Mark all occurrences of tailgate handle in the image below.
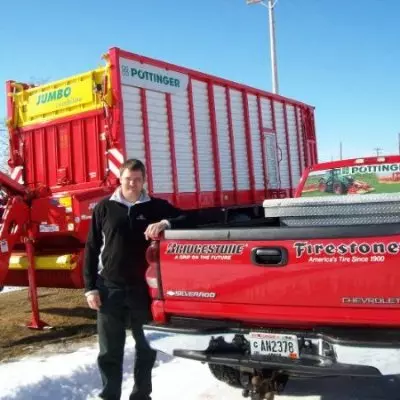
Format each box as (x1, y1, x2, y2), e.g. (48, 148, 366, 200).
(252, 247, 287, 267)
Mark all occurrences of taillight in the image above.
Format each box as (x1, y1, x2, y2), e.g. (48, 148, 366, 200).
(145, 241, 162, 299)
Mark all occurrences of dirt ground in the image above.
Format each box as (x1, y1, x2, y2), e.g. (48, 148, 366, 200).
(0, 288, 98, 362)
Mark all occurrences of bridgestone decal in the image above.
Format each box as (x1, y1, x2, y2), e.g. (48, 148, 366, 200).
(166, 243, 246, 255)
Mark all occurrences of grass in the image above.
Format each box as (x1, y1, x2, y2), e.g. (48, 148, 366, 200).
(0, 288, 97, 361)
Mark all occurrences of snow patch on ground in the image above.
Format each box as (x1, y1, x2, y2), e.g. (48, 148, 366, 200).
(0, 333, 399, 400)
(0, 286, 26, 294)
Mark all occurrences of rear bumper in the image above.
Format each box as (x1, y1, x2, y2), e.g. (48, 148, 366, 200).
(143, 322, 400, 377)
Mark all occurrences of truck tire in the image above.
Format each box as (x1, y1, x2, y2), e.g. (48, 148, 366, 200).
(208, 363, 242, 388)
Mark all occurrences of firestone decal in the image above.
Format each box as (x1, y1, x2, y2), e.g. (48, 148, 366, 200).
(165, 243, 247, 261)
(293, 241, 397, 263)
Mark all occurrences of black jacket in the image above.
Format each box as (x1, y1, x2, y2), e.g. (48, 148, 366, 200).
(83, 190, 190, 292)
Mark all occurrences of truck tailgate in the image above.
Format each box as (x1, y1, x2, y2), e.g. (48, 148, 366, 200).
(159, 224, 400, 326)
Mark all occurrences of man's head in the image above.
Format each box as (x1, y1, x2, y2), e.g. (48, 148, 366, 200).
(119, 158, 146, 201)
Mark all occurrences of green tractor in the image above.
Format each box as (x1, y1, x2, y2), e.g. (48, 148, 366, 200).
(318, 169, 354, 195)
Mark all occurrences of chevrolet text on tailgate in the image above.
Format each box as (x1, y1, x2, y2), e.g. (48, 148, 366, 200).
(144, 155, 400, 400)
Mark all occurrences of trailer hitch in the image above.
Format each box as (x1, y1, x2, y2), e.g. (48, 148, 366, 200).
(241, 371, 289, 400)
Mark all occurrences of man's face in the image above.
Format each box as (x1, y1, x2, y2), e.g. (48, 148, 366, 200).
(120, 168, 145, 198)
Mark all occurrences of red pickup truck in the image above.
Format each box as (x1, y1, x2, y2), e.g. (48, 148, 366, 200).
(144, 155, 400, 400)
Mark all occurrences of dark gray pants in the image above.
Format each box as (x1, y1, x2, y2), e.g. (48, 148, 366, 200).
(97, 278, 157, 400)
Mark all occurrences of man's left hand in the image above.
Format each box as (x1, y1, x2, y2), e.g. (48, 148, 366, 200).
(145, 220, 169, 240)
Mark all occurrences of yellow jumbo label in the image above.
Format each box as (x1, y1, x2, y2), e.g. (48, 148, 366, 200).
(27, 80, 93, 118)
(11, 66, 112, 128)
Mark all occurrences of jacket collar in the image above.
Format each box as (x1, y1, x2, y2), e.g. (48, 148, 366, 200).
(110, 187, 151, 207)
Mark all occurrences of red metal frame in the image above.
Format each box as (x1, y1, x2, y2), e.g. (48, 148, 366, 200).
(225, 87, 238, 203)
(27, 130, 35, 185)
(140, 88, 154, 194)
(31, 129, 43, 182)
(108, 48, 126, 158)
(269, 99, 282, 191)
(187, 80, 201, 208)
(294, 106, 303, 176)
(52, 125, 59, 185)
(310, 141, 317, 165)
(257, 95, 268, 197)
(94, 116, 103, 183)
(67, 123, 74, 183)
(41, 128, 49, 184)
(301, 106, 318, 166)
(282, 102, 294, 194)
(79, 120, 88, 181)
(166, 94, 179, 202)
(310, 110, 318, 163)
(0, 170, 25, 195)
(207, 82, 223, 205)
(25, 229, 49, 329)
(0, 170, 51, 329)
(242, 91, 257, 203)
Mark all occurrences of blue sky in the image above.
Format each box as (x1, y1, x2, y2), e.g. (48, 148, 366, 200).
(0, 0, 399, 162)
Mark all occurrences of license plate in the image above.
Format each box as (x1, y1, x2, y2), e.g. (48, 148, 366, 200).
(249, 332, 299, 359)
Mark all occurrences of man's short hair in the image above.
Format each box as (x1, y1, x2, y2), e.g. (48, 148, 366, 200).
(119, 158, 146, 177)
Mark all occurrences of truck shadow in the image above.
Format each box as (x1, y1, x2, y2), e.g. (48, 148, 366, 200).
(281, 375, 400, 399)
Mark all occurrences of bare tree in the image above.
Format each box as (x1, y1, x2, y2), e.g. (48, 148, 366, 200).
(28, 76, 51, 86)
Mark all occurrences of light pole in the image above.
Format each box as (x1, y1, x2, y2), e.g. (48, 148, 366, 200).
(246, 0, 280, 94)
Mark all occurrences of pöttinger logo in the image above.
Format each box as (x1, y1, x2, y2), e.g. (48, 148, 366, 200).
(121, 65, 130, 77)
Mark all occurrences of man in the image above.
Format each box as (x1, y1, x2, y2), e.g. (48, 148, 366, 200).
(83, 158, 191, 400)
